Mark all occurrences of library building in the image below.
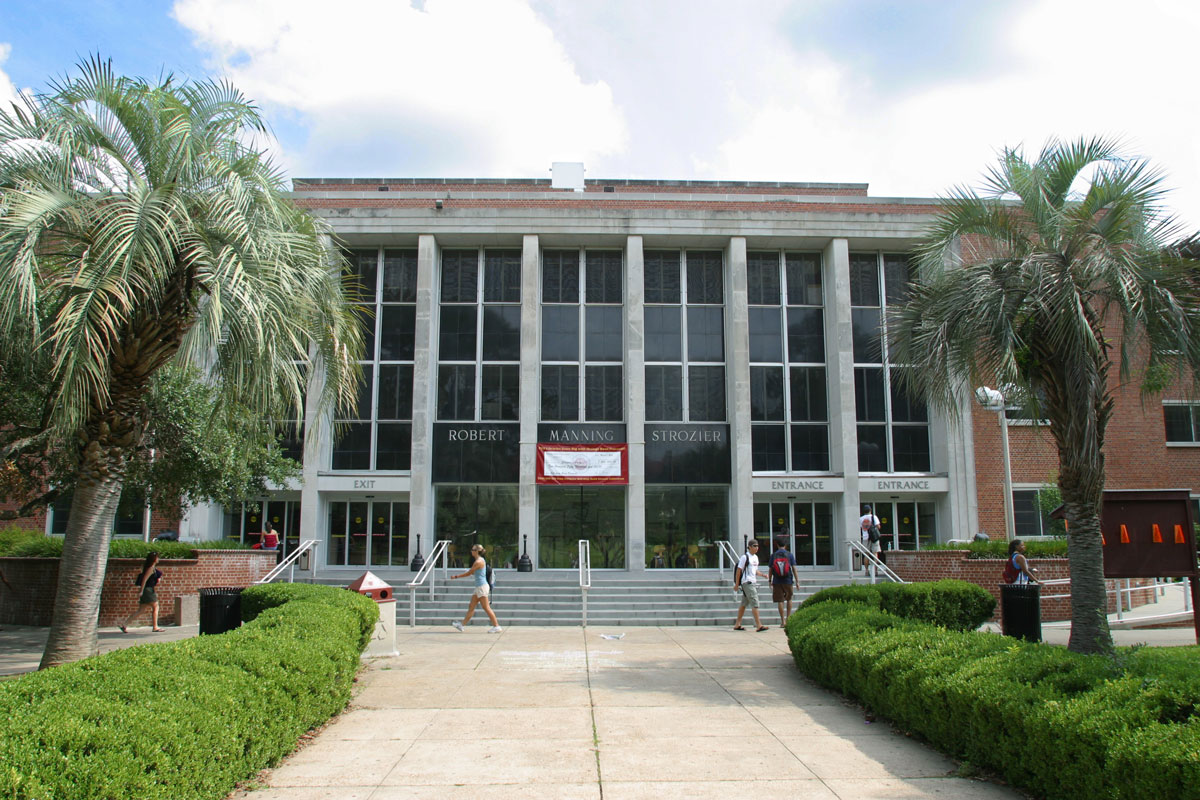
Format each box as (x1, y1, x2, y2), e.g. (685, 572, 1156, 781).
(50, 169, 1200, 582)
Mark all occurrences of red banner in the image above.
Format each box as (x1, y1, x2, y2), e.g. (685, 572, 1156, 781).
(536, 443, 628, 485)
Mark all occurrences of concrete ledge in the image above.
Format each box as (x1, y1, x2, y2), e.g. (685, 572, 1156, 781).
(174, 594, 199, 627)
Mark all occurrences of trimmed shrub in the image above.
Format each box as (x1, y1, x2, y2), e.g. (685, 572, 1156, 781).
(785, 598, 1200, 800)
(0, 583, 378, 800)
(922, 538, 1068, 559)
(802, 579, 995, 630)
(0, 526, 44, 556)
(3, 537, 255, 559)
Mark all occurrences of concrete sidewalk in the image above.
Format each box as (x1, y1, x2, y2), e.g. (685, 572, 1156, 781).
(0, 624, 199, 677)
(230, 625, 1023, 800)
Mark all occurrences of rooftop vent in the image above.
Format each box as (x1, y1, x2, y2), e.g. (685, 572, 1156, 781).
(551, 162, 585, 192)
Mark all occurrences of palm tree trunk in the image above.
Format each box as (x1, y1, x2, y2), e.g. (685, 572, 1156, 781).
(1054, 362, 1115, 656)
(1063, 504, 1112, 654)
(39, 467, 124, 668)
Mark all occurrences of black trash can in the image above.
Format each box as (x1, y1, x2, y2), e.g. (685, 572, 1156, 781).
(1000, 583, 1042, 642)
(198, 587, 243, 636)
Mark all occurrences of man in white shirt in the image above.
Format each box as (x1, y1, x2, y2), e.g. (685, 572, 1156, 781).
(859, 505, 882, 554)
(733, 539, 769, 631)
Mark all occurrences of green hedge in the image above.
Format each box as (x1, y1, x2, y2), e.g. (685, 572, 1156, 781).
(922, 538, 1068, 559)
(786, 596, 1200, 800)
(802, 579, 995, 631)
(0, 583, 379, 800)
(1, 536, 255, 558)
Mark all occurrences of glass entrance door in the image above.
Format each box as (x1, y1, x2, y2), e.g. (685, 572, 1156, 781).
(226, 499, 300, 557)
(327, 500, 410, 567)
(753, 501, 834, 567)
(870, 500, 936, 551)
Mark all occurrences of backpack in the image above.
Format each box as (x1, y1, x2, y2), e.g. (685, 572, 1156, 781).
(867, 525, 881, 544)
(734, 554, 750, 585)
(1002, 557, 1020, 584)
(485, 564, 495, 591)
(770, 553, 792, 580)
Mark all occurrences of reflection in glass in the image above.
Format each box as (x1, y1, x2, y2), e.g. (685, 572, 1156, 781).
(644, 486, 728, 568)
(538, 487, 626, 568)
(434, 485, 519, 570)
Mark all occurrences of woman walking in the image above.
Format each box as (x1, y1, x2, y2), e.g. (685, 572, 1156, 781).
(119, 552, 165, 632)
(449, 544, 501, 633)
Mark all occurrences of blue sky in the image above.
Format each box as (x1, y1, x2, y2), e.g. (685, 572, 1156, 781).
(2, 0, 1198, 231)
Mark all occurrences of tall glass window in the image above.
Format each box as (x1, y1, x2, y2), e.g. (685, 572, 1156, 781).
(537, 486, 626, 568)
(541, 249, 623, 421)
(644, 486, 728, 568)
(437, 249, 521, 423)
(433, 485, 519, 569)
(333, 249, 417, 471)
(851, 252, 929, 472)
(644, 250, 726, 422)
(748, 251, 828, 472)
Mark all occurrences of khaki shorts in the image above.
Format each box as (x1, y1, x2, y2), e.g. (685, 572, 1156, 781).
(472, 585, 491, 599)
(771, 583, 794, 604)
(738, 583, 759, 608)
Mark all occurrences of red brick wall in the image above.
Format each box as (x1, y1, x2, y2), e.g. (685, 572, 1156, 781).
(885, 550, 1159, 622)
(0, 550, 275, 627)
(974, 387, 1200, 540)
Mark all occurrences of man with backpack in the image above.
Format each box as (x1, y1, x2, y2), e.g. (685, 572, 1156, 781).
(768, 535, 798, 627)
(732, 539, 769, 631)
(859, 505, 882, 577)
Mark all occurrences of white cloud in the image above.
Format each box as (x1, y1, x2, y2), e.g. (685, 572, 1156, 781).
(173, 0, 628, 177)
(0, 44, 25, 111)
(705, 0, 1200, 232)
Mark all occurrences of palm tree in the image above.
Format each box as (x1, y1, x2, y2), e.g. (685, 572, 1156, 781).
(889, 137, 1200, 655)
(0, 58, 363, 667)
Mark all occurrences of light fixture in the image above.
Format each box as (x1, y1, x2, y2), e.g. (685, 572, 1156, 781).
(434, 199, 443, 210)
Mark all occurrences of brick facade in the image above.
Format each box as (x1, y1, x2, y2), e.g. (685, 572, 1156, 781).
(886, 550, 1163, 622)
(0, 550, 275, 627)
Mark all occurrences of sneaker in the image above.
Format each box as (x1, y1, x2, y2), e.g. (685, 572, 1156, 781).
(451, 620, 463, 631)
(488, 626, 502, 633)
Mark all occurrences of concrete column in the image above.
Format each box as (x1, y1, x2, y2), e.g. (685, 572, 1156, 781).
(408, 234, 438, 561)
(625, 236, 646, 572)
(726, 237, 753, 549)
(518, 234, 541, 568)
(940, 390, 978, 540)
(824, 238, 860, 561)
(299, 238, 335, 552)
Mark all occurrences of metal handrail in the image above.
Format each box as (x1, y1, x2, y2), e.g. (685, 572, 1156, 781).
(716, 541, 740, 581)
(256, 540, 319, 584)
(407, 539, 451, 627)
(847, 540, 905, 584)
(578, 539, 591, 627)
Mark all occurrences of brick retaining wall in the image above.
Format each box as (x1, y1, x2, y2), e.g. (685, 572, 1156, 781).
(885, 550, 1159, 622)
(0, 550, 275, 627)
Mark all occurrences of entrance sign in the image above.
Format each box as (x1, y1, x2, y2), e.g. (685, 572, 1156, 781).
(537, 443, 628, 485)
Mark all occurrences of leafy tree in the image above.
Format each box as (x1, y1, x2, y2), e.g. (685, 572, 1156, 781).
(0, 58, 362, 667)
(890, 137, 1200, 654)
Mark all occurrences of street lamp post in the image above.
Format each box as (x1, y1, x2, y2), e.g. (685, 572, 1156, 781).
(975, 386, 1016, 542)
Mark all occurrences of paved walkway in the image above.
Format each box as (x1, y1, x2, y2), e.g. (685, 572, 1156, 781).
(230, 625, 1022, 800)
(0, 624, 199, 677)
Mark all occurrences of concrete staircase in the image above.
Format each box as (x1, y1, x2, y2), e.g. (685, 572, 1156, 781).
(382, 571, 858, 627)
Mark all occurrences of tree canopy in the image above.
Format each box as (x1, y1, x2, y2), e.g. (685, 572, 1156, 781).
(0, 57, 363, 666)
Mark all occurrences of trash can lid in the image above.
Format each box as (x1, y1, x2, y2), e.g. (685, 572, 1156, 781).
(199, 586, 245, 595)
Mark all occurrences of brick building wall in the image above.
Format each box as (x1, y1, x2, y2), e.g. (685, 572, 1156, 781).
(0, 550, 275, 627)
(886, 550, 1160, 622)
(973, 372, 1200, 541)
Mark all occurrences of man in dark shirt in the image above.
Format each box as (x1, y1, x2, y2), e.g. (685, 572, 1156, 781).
(768, 536, 799, 627)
